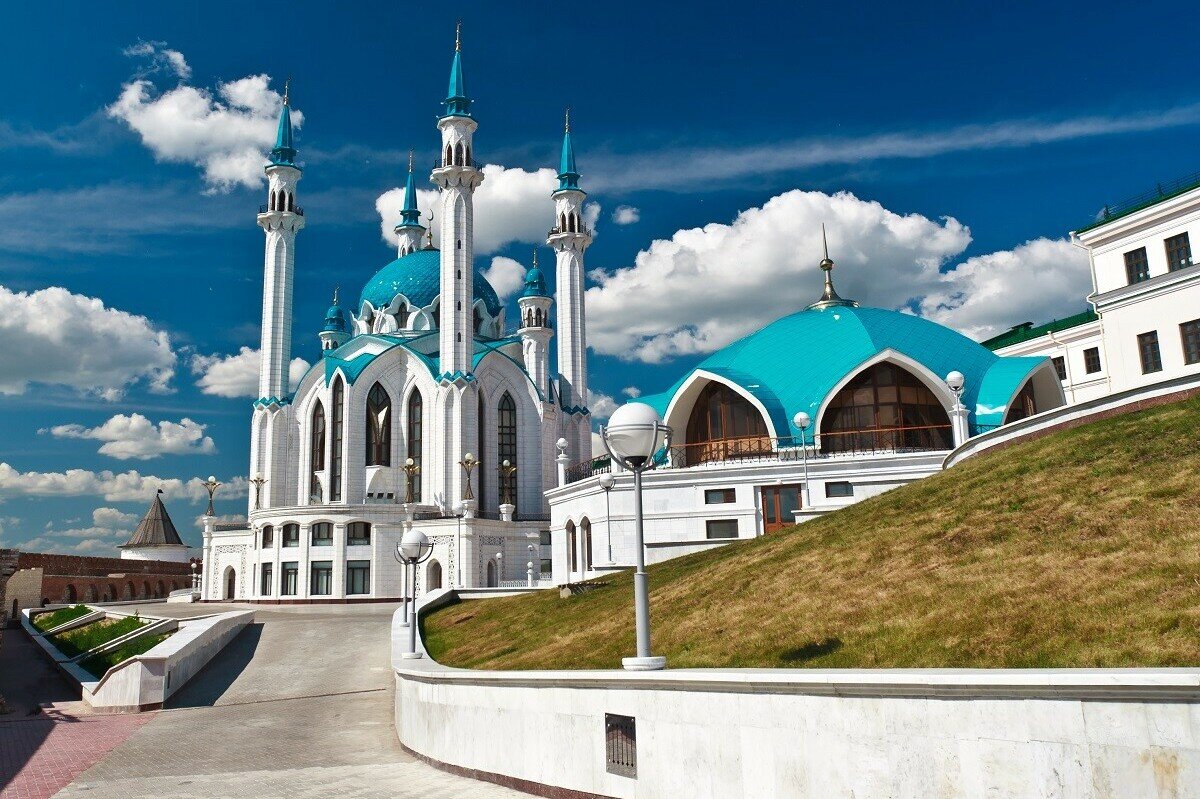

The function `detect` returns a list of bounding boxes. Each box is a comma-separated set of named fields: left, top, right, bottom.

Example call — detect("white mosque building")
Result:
left=202, top=33, right=593, bottom=601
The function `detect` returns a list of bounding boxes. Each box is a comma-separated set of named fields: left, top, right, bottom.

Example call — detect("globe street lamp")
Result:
left=248, top=475, right=267, bottom=511
left=945, top=370, right=966, bottom=447
left=396, top=529, right=434, bottom=658
left=203, top=475, right=221, bottom=517
left=600, top=402, right=670, bottom=671
left=598, top=472, right=616, bottom=563
left=403, top=457, right=420, bottom=504
left=459, top=453, right=478, bottom=501
left=791, top=412, right=812, bottom=508
left=498, top=459, right=517, bottom=506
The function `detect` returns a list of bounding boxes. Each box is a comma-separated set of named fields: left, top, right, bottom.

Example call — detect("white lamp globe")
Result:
left=400, top=528, right=430, bottom=562
left=598, top=473, right=616, bottom=491
left=464, top=452, right=475, bottom=462
left=405, top=457, right=415, bottom=467
left=556, top=437, right=569, bottom=452
left=605, top=402, right=666, bottom=465
left=945, top=371, right=965, bottom=392
left=207, top=475, right=217, bottom=483
left=792, top=411, right=811, bottom=430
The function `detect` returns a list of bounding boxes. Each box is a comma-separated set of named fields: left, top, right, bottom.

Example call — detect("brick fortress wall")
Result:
left=17, top=552, right=195, bottom=604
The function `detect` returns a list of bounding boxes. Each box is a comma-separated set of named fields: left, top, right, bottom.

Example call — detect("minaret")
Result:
left=517, top=250, right=554, bottom=397
left=394, top=150, right=426, bottom=258
left=547, top=109, right=593, bottom=459
left=431, top=23, right=484, bottom=379
left=256, top=81, right=305, bottom=400
left=320, top=287, right=350, bottom=353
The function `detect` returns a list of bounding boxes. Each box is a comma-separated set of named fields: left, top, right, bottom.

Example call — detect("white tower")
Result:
left=431, top=24, right=484, bottom=379
left=517, top=250, right=554, bottom=397
left=256, top=84, right=305, bottom=400
left=395, top=151, right=426, bottom=258
left=547, top=110, right=593, bottom=461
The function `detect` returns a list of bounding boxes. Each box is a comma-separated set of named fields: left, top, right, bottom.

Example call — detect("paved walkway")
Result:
left=2, top=603, right=528, bottom=799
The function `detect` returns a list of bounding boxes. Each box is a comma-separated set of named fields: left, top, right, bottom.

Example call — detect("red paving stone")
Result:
left=0, top=711, right=153, bottom=799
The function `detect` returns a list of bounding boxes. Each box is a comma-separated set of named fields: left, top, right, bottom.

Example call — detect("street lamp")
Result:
left=945, top=370, right=966, bottom=447
left=203, top=475, right=221, bottom=517
left=395, top=529, right=434, bottom=658
left=791, top=412, right=812, bottom=508
left=498, top=459, right=517, bottom=506
left=495, top=551, right=503, bottom=585
left=459, top=453, right=478, bottom=501
left=190, top=560, right=198, bottom=591
left=600, top=402, right=670, bottom=671
left=403, top=457, right=420, bottom=504
left=598, top=472, right=616, bottom=563
left=248, top=475, right=267, bottom=511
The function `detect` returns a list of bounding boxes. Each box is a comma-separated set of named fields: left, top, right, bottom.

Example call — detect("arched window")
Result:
left=477, top=391, right=487, bottom=513
left=684, top=382, right=771, bottom=464
left=455, top=142, right=465, bottom=166
left=331, top=377, right=344, bottom=502
left=142, top=581, right=151, bottom=599
left=427, top=560, right=443, bottom=591
left=497, top=393, right=517, bottom=509
left=581, top=518, right=592, bottom=572
left=445, top=143, right=453, bottom=166
left=486, top=560, right=497, bottom=588
left=1004, top=380, right=1038, bottom=424
left=155, top=581, right=165, bottom=598
left=395, top=303, right=409, bottom=328
left=559, top=213, right=567, bottom=232
left=820, top=362, right=952, bottom=454
left=473, top=306, right=483, bottom=335
left=125, top=581, right=134, bottom=600
left=565, top=521, right=577, bottom=574
left=309, top=401, right=325, bottom=504
left=406, top=389, right=423, bottom=503
left=465, top=144, right=471, bottom=165
left=366, top=383, right=392, bottom=467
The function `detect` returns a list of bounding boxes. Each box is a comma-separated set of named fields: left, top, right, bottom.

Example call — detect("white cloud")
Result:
left=612, top=205, right=640, bottom=225
left=482, top=256, right=528, bottom=303
left=0, top=284, right=176, bottom=398
left=0, top=463, right=247, bottom=504
left=621, top=386, right=642, bottom=398
left=44, top=414, right=217, bottom=460
left=587, top=389, right=619, bottom=420
left=122, top=41, right=192, bottom=81
left=376, top=165, right=601, bottom=256
left=108, top=46, right=296, bottom=192
left=92, top=507, right=141, bottom=529
left=191, top=347, right=310, bottom=398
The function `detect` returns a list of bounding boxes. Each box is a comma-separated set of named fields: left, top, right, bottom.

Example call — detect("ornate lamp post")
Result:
left=403, top=457, right=420, bottom=504
left=203, top=475, right=221, bottom=517
left=598, top=472, right=616, bottom=563
left=600, top=402, right=670, bottom=671
left=791, top=412, right=812, bottom=509
left=248, top=475, right=267, bottom=511
left=498, top=459, right=517, bottom=505
left=395, top=530, right=434, bottom=658
left=459, top=452, right=478, bottom=501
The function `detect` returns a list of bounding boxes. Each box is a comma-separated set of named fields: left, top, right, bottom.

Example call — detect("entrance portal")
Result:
left=761, top=484, right=803, bottom=533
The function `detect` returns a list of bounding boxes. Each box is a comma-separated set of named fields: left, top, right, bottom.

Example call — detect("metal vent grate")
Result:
left=605, top=713, right=637, bottom=778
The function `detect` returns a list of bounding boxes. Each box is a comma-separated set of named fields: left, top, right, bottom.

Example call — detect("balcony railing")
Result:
left=565, top=455, right=612, bottom=484
left=432, top=158, right=483, bottom=171
left=258, top=204, right=305, bottom=216
left=548, top=226, right=594, bottom=239
left=1080, top=170, right=1200, bottom=231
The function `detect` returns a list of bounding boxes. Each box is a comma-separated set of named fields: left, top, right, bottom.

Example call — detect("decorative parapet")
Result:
left=437, top=370, right=476, bottom=386
left=252, top=395, right=293, bottom=410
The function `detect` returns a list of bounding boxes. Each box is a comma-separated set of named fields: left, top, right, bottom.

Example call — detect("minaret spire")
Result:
left=394, top=148, right=426, bottom=257
left=444, top=23, right=471, bottom=117
left=807, top=223, right=858, bottom=310
left=557, top=108, right=581, bottom=192
left=270, top=81, right=297, bottom=167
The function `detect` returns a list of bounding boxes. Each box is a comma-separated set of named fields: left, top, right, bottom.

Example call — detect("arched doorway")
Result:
left=155, top=580, right=165, bottom=598
left=86, top=585, right=98, bottom=602
left=486, top=560, right=497, bottom=588
left=125, top=581, right=135, bottom=601
left=142, top=581, right=151, bottom=599
left=820, top=362, right=952, bottom=454
left=427, top=560, right=443, bottom=591
left=684, top=382, right=771, bottom=465
left=1003, top=380, right=1038, bottom=424
left=64, top=584, right=77, bottom=603
left=223, top=567, right=236, bottom=600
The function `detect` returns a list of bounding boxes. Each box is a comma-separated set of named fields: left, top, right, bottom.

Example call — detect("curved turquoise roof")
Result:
left=522, top=265, right=549, bottom=298
left=639, top=305, right=1050, bottom=441
left=358, top=248, right=501, bottom=317
left=324, top=302, right=347, bottom=332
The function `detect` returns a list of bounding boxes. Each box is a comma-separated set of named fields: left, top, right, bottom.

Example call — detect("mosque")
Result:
left=200, top=31, right=1066, bottom=601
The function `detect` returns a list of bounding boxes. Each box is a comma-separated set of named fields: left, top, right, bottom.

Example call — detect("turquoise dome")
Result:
left=358, top=248, right=501, bottom=317
left=324, top=302, right=347, bottom=332
left=639, top=305, right=1052, bottom=438
left=522, top=265, right=549, bottom=298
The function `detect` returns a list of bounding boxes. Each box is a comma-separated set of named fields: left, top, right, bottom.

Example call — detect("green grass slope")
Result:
left=424, top=395, right=1200, bottom=670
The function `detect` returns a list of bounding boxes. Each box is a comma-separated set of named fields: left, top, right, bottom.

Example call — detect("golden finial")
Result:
left=455, top=20, right=462, bottom=51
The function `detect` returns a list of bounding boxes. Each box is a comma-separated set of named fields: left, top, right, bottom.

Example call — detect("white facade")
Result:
left=990, top=317, right=1110, bottom=404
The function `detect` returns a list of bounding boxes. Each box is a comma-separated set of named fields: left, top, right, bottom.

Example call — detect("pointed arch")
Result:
left=309, top=399, right=326, bottom=503
left=454, top=141, right=465, bottom=166
left=497, top=392, right=517, bottom=509
left=819, top=360, right=952, bottom=453
left=406, top=388, right=423, bottom=503
left=477, top=389, right=487, bottom=514
left=427, top=560, right=443, bottom=591
left=445, top=143, right=453, bottom=166
left=330, top=376, right=345, bottom=502
left=366, top=382, right=392, bottom=466
left=465, top=143, right=471, bottom=165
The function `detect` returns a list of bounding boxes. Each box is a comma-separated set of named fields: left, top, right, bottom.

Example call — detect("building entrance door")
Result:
left=761, top=484, right=803, bottom=533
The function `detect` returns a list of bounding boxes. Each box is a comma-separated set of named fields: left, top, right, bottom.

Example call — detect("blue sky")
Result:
left=2, top=0, right=1198, bottom=552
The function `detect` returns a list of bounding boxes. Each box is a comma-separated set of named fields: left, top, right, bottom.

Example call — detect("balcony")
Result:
left=432, top=158, right=483, bottom=171
left=258, top=204, right=305, bottom=216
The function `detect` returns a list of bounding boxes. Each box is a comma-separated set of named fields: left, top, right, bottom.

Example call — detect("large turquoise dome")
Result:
left=358, top=248, right=502, bottom=317
left=640, top=304, right=1056, bottom=437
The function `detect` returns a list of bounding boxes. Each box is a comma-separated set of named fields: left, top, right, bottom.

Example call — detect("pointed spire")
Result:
left=269, top=79, right=297, bottom=167
left=807, top=224, right=858, bottom=310
left=523, top=247, right=549, bottom=298
left=556, top=107, right=582, bottom=193
left=397, top=148, right=423, bottom=229
left=443, top=23, right=472, bottom=118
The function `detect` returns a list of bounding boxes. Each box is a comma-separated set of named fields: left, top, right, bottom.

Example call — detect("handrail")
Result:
left=1079, top=170, right=1200, bottom=232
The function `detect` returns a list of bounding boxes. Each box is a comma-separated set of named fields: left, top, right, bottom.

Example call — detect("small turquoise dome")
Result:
left=522, top=266, right=549, bottom=298
left=359, top=248, right=501, bottom=317
left=324, top=301, right=347, bottom=332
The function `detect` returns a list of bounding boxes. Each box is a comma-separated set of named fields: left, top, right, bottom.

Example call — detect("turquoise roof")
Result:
left=397, top=163, right=422, bottom=229
left=638, top=305, right=1050, bottom=440
left=358, top=248, right=501, bottom=317
left=324, top=301, right=347, bottom=332
left=522, top=265, right=549, bottom=298
left=269, top=101, right=297, bottom=167
left=443, top=47, right=471, bottom=118
left=557, top=130, right=581, bottom=192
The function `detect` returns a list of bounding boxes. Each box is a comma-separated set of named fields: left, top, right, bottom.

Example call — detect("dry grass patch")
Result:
left=424, top=396, right=1200, bottom=670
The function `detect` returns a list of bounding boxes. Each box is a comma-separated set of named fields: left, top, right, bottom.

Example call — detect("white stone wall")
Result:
left=992, top=321, right=1110, bottom=404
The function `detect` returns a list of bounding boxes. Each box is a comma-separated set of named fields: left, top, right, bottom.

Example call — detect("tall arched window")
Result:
left=395, top=303, right=409, bottom=328
left=366, top=383, right=392, bottom=466
left=331, top=377, right=345, bottom=503
left=684, top=382, right=770, bottom=465
left=407, top=389, right=423, bottom=503
left=820, top=362, right=952, bottom=454
left=477, top=391, right=487, bottom=513
left=497, top=393, right=517, bottom=509
left=455, top=141, right=465, bottom=166
left=309, top=400, right=325, bottom=503
left=445, top=143, right=453, bottom=166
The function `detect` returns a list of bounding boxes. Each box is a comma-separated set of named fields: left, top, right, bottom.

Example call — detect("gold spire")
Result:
left=332, top=285, right=339, bottom=305
left=807, top=223, right=858, bottom=310
left=455, top=20, right=462, bottom=51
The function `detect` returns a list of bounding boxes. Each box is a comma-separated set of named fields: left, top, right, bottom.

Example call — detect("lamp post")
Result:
left=945, top=370, right=966, bottom=448
left=598, top=472, right=616, bottom=563
left=203, top=475, right=221, bottom=517
left=190, top=560, right=198, bottom=591
left=791, top=412, right=812, bottom=508
left=248, top=475, right=267, bottom=511
left=495, top=551, right=503, bottom=586
left=395, top=530, right=434, bottom=658
left=459, top=453, right=477, bottom=501
left=498, top=459, right=518, bottom=505
left=527, top=543, right=536, bottom=585
left=403, top=457, right=420, bottom=504
left=600, top=402, right=670, bottom=671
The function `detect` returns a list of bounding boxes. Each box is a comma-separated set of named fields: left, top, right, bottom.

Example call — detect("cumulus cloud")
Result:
left=108, top=45, right=296, bottom=192
left=190, top=347, right=310, bottom=398
left=43, top=414, right=217, bottom=460
left=612, top=205, right=640, bottom=225
left=482, top=256, right=528, bottom=303
left=0, top=463, right=247, bottom=504
left=376, top=165, right=600, bottom=256
left=587, top=389, right=619, bottom=420
left=0, top=284, right=175, bottom=398
left=621, top=386, right=642, bottom=398
left=122, top=41, right=192, bottom=81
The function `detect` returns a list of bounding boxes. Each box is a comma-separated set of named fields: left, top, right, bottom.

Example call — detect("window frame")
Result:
left=704, top=488, right=736, bottom=504
left=260, top=562, right=273, bottom=596
left=1180, top=319, right=1200, bottom=365
left=1083, top=347, right=1102, bottom=375
left=280, top=562, right=299, bottom=596
left=1165, top=232, right=1192, bottom=272
left=1137, top=331, right=1163, bottom=374
left=406, top=389, right=423, bottom=503
left=825, top=481, right=855, bottom=498
left=347, top=522, right=371, bottom=546
left=261, top=525, right=274, bottom=549
left=310, top=561, right=333, bottom=596
left=365, top=382, right=392, bottom=467
left=310, top=522, right=333, bottom=547
left=1051, top=356, right=1066, bottom=382
left=346, top=560, right=371, bottom=595
left=705, top=519, right=739, bottom=540
left=282, top=523, right=300, bottom=548
left=1124, top=247, right=1150, bottom=284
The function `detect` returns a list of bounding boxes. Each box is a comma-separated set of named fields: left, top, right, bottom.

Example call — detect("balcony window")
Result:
left=1180, top=320, right=1200, bottom=365
left=1124, top=248, right=1150, bottom=284
left=1084, top=347, right=1102, bottom=374
left=683, top=383, right=771, bottom=465
left=311, top=522, right=332, bottom=546
left=1138, top=331, right=1163, bottom=374
left=1165, top=233, right=1192, bottom=272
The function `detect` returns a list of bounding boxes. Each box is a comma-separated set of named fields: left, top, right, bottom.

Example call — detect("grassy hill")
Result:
left=423, top=395, right=1200, bottom=670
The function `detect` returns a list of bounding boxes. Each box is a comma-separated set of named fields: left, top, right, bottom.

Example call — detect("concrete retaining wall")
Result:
left=393, top=595, right=1200, bottom=799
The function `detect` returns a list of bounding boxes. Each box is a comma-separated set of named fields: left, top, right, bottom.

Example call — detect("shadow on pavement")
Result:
left=165, top=623, right=264, bottom=709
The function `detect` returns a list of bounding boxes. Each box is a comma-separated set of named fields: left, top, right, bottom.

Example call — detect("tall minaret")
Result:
left=394, top=150, right=426, bottom=258
left=547, top=110, right=592, bottom=458
left=431, top=23, right=483, bottom=378
left=256, top=82, right=305, bottom=400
